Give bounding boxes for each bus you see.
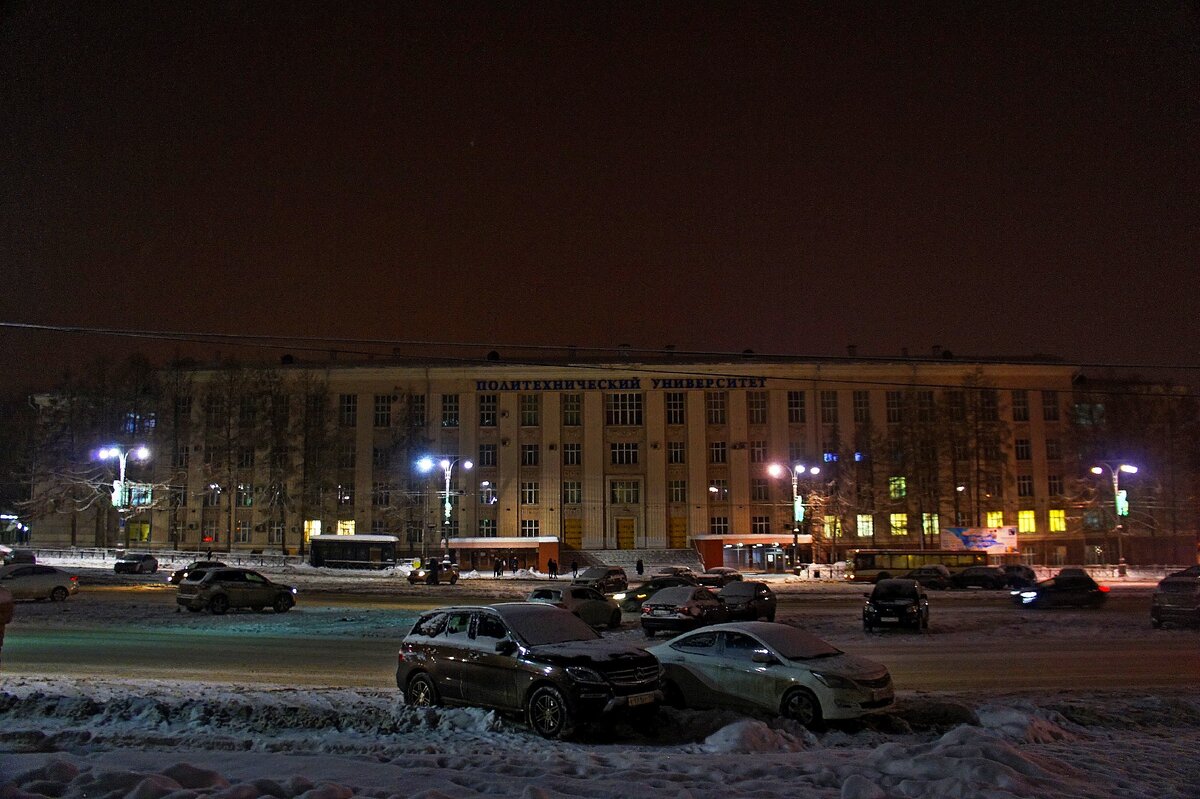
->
[846,548,1022,583]
[308,534,400,570]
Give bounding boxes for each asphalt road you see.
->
[3,577,1195,693]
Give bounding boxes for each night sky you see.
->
[2,3,1197,389]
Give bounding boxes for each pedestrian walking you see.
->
[547,558,558,579]
[493,557,502,578]
[570,560,578,578]
[510,556,519,574]
[635,558,645,576]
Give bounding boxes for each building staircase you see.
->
[559,547,706,577]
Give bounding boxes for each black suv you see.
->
[397,603,662,739]
[1151,573,1200,628]
[572,566,628,594]
[717,580,777,621]
[902,565,952,590]
[864,578,929,631]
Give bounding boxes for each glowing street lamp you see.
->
[1090,462,1138,563]
[417,455,473,536]
[768,463,820,567]
[97,445,150,508]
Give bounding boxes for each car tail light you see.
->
[642,605,653,615]
[70,576,78,583]
[1098,585,1110,592]
[677,605,692,615]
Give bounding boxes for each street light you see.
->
[767,463,820,568]
[97,445,150,508]
[417,456,473,555]
[1090,462,1138,564]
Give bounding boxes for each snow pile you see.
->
[3,678,1200,798]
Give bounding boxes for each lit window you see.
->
[888,476,906,499]
[986,511,1004,528]
[1049,509,1066,532]
[922,513,939,537]
[856,514,874,538]
[1018,510,1036,533]
[890,513,908,536]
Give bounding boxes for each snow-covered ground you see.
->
[1,555,1197,798]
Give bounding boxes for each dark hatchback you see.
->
[1151,573,1200,628]
[610,575,697,613]
[902,565,952,590]
[396,602,662,739]
[717,580,777,621]
[1012,574,1109,608]
[950,566,1008,590]
[863,578,929,631]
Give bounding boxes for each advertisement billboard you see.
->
[940,526,1018,554]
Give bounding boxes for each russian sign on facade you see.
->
[940,526,1018,554]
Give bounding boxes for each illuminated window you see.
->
[986,511,1004,528]
[337,485,354,506]
[1018,510,1036,533]
[480,483,498,505]
[856,514,874,537]
[236,483,254,507]
[922,513,939,537]
[825,515,842,537]
[888,476,907,499]
[708,480,729,501]
[890,513,908,536]
[337,520,355,536]
[1049,509,1066,532]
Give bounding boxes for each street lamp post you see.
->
[96,445,150,548]
[1090,462,1138,564]
[768,463,820,568]
[417,455,473,560]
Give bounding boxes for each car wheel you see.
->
[527,685,574,739]
[273,595,292,613]
[209,595,230,615]
[781,687,824,729]
[50,586,69,602]
[405,673,439,707]
[608,610,622,629]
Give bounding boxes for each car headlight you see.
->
[566,666,605,684]
[612,592,627,601]
[811,671,857,691]
[1019,591,1037,598]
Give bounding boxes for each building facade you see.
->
[39,353,1189,570]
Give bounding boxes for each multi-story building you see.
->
[38,352,1180,570]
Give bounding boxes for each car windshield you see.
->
[502,605,600,646]
[577,567,608,579]
[753,625,842,660]
[648,586,695,604]
[872,581,917,600]
[720,583,754,597]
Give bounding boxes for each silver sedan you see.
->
[647,621,893,728]
[0,564,79,601]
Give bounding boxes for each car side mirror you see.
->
[751,651,777,665]
[495,639,518,656]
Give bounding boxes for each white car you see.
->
[0,564,79,601]
[526,586,622,629]
[647,621,893,728]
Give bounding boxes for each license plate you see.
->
[627,693,654,707]
[881,616,898,622]
[653,608,671,616]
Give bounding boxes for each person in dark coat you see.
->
[636,558,645,576]
[510,556,519,574]
[547,558,558,579]
[493,557,503,578]
[570,560,578,578]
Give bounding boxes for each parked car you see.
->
[717,580,776,621]
[652,565,697,578]
[950,565,1008,590]
[640,585,728,638]
[176,567,297,614]
[1,549,36,566]
[863,578,929,631]
[610,575,697,613]
[696,567,743,588]
[0,564,78,601]
[902,564,952,590]
[1054,567,1091,579]
[396,602,663,739]
[114,553,159,574]
[1012,574,1108,608]
[166,560,227,585]
[1151,572,1200,628]
[407,562,460,585]
[527,586,622,629]
[648,622,894,729]
[571,566,628,594]
[1002,564,1038,589]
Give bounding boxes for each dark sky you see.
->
[2,2,1197,389]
